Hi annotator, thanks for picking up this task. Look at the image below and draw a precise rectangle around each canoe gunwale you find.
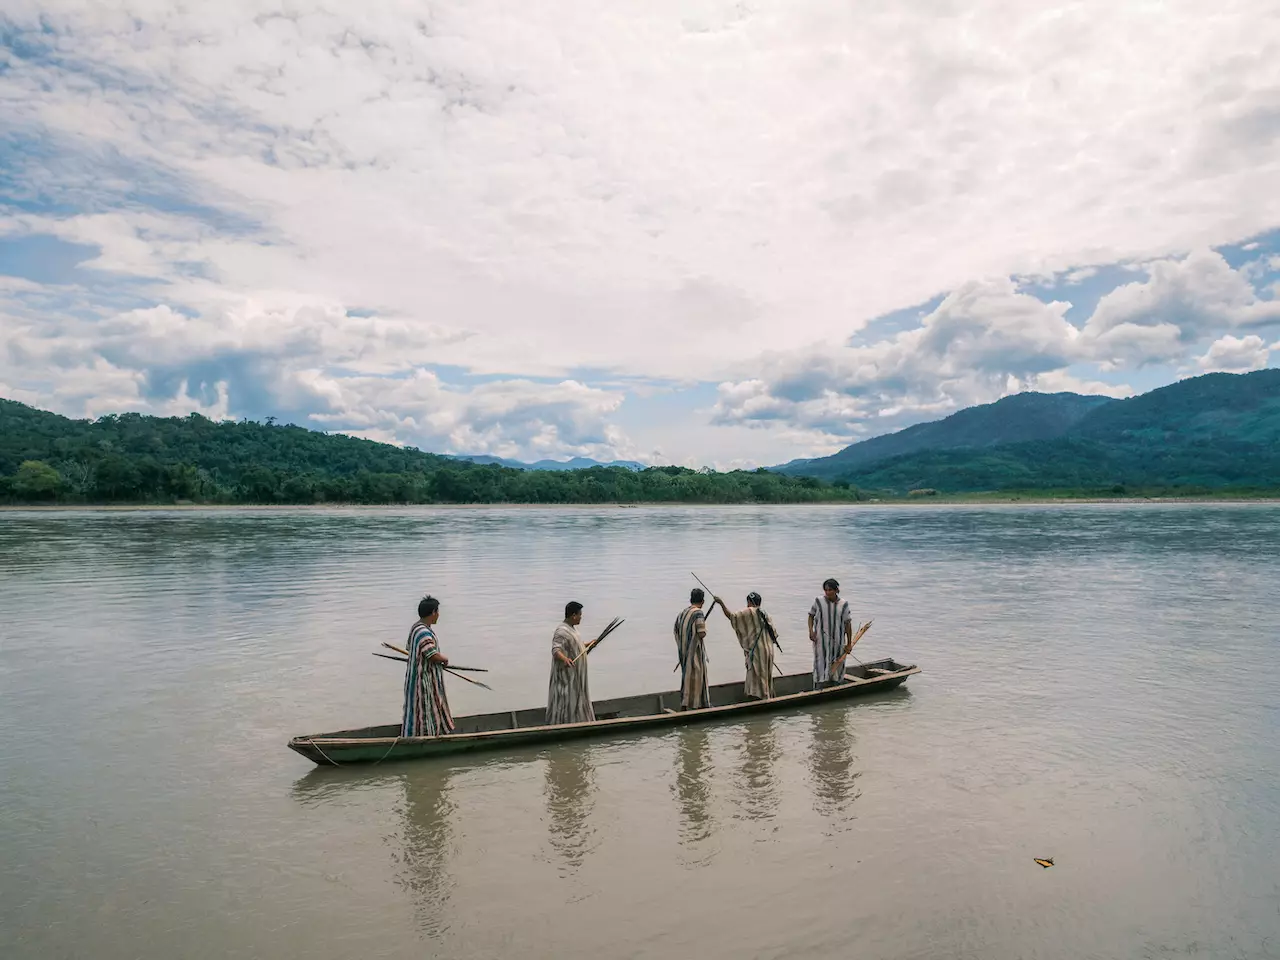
[288,659,919,766]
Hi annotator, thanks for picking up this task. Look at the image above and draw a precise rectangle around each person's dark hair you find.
[690,588,705,604]
[822,578,840,592]
[418,595,440,618]
[565,601,584,619]
[747,592,762,606]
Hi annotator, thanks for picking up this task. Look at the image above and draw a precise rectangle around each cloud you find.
[712,249,1273,444]
[1022,370,1134,399]
[5,3,1280,373]
[712,277,1085,441]
[1082,249,1280,368]
[1197,334,1272,374]
[0,297,651,461]
[302,370,645,462]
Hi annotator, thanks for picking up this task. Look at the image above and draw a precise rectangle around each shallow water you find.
[2,503,1278,959]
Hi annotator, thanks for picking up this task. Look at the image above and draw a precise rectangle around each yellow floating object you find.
[1033,858,1054,869]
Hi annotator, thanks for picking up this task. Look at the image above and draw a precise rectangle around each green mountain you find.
[0,399,850,505]
[776,391,1115,479]
[812,369,1280,493]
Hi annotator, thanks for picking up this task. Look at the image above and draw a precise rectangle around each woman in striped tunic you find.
[808,578,853,688]
[402,595,455,737]
[674,589,712,710]
[547,601,596,725]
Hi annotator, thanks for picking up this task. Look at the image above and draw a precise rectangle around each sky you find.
[1,1,1279,469]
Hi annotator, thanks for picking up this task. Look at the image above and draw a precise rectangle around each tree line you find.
[0,400,860,506]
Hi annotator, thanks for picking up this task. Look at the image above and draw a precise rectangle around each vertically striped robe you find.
[809,595,852,686]
[547,622,595,725]
[402,621,455,737]
[727,607,778,700]
[674,605,711,709]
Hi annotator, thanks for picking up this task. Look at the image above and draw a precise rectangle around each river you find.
[2,503,1278,959]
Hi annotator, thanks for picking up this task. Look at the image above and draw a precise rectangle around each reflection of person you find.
[675,727,714,845]
[714,591,779,699]
[397,767,457,937]
[547,601,595,725]
[808,708,861,818]
[402,595,454,737]
[674,589,711,709]
[544,747,596,871]
[808,578,853,688]
[732,718,780,823]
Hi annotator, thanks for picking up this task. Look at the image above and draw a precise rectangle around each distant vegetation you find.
[779,370,1280,496]
[0,399,857,505]
[4,369,1276,506]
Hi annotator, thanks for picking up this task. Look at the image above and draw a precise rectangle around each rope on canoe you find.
[305,738,342,767]
[372,737,401,766]
[304,736,402,767]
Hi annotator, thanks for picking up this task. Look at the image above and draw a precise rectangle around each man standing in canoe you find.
[809,578,854,688]
[547,601,596,726]
[674,589,712,710]
[402,595,455,737]
[714,591,779,700]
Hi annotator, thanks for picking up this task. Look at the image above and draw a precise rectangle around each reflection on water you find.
[728,718,781,824]
[807,707,861,823]
[674,727,716,854]
[543,746,597,873]
[393,767,458,937]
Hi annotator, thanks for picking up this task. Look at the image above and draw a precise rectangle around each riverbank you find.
[4,494,1280,511]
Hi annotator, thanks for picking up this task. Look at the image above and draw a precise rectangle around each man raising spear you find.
[713,591,780,700]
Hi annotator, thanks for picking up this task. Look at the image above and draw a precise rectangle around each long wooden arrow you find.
[381,642,488,671]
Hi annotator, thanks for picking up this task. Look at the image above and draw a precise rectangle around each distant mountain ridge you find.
[780,369,1280,492]
[449,454,645,471]
[776,391,1115,479]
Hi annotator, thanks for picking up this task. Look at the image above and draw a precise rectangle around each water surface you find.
[2,504,1278,959]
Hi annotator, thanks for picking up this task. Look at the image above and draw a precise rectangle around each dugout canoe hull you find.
[288,658,919,766]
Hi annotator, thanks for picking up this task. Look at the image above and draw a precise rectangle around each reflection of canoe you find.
[288,658,920,766]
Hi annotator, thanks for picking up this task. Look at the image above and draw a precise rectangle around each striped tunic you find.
[809,595,853,685]
[546,622,595,726]
[673,605,711,709]
[727,607,777,700]
[402,622,455,737]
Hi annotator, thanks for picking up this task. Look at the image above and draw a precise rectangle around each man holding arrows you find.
[809,577,857,688]
[402,595,456,737]
[547,601,596,725]
[547,602,625,725]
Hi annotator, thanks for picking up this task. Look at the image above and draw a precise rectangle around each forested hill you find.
[776,391,1115,479]
[809,369,1280,494]
[0,399,851,505]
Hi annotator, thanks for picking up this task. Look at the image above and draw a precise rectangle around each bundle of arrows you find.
[830,619,874,670]
[571,616,626,664]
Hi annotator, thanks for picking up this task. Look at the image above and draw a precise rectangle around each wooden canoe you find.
[288,657,919,766]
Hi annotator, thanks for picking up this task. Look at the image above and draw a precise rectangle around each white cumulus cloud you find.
[1083,249,1280,368]
[1197,334,1272,374]
[712,250,1277,445]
